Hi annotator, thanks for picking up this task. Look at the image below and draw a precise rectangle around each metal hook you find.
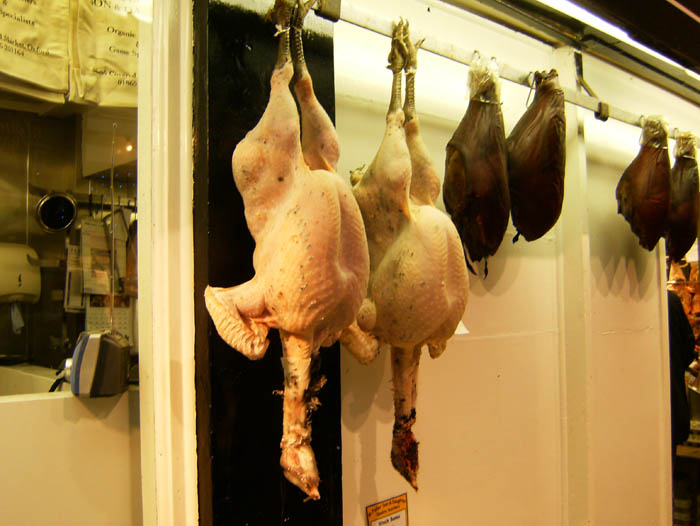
[470,49,481,66]
[525,72,535,107]
[88,181,93,218]
[594,102,610,122]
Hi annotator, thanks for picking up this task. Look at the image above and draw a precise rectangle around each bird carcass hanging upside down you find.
[204,0,369,500]
[616,116,671,251]
[343,21,469,490]
[506,70,566,242]
[665,132,699,262]
[443,54,510,275]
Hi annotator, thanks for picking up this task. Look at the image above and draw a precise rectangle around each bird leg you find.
[400,23,439,205]
[387,20,408,117]
[290,0,340,172]
[279,330,321,500]
[269,0,295,68]
[390,345,421,490]
[402,22,425,123]
[291,0,317,81]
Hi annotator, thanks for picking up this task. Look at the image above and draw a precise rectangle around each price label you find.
[366,493,408,526]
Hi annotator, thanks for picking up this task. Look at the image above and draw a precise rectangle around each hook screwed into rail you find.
[594,102,609,121]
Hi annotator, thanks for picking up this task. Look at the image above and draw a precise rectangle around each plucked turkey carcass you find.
[665,132,698,262]
[616,116,671,251]
[204,0,369,500]
[444,55,509,275]
[345,21,469,490]
[506,70,566,242]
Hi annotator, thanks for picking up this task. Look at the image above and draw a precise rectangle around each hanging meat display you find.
[506,70,566,242]
[204,0,370,500]
[665,132,699,262]
[616,116,671,250]
[443,55,510,275]
[343,20,469,491]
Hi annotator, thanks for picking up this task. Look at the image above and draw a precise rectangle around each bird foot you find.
[387,19,408,73]
[402,21,424,75]
[292,0,317,29]
[269,0,295,67]
[268,0,295,28]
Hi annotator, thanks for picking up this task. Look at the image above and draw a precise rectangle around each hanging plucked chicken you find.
[343,20,469,491]
[204,0,370,500]
[616,116,671,250]
[506,70,566,242]
[444,54,510,275]
[665,132,698,262]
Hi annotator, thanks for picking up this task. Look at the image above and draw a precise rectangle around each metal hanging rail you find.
[336,3,692,138]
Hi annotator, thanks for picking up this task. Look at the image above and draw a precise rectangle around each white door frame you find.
[138,0,199,524]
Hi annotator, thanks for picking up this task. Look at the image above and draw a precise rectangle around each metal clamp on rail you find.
[314,0,341,22]
[595,102,610,121]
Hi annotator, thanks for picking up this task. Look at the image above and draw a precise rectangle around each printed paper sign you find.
[0,0,70,95]
[81,217,110,295]
[366,494,408,526]
[70,0,144,106]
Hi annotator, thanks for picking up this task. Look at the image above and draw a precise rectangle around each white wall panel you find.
[0,390,141,525]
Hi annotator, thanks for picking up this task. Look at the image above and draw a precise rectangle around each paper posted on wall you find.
[64,242,85,312]
[366,494,408,526]
[0,0,70,97]
[69,0,143,107]
[103,208,129,287]
[80,213,128,296]
[80,217,111,295]
[85,294,133,343]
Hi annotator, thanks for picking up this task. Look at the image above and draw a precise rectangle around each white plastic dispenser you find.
[0,243,41,303]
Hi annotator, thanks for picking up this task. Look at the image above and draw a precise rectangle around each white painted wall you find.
[334,1,695,524]
[0,390,141,525]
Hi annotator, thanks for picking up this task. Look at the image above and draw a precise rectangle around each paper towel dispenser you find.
[0,243,41,303]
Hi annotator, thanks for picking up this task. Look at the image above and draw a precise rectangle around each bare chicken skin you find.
[204,0,369,500]
[346,21,469,490]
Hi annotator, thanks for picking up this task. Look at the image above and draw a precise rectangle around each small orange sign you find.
[366,493,408,526]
